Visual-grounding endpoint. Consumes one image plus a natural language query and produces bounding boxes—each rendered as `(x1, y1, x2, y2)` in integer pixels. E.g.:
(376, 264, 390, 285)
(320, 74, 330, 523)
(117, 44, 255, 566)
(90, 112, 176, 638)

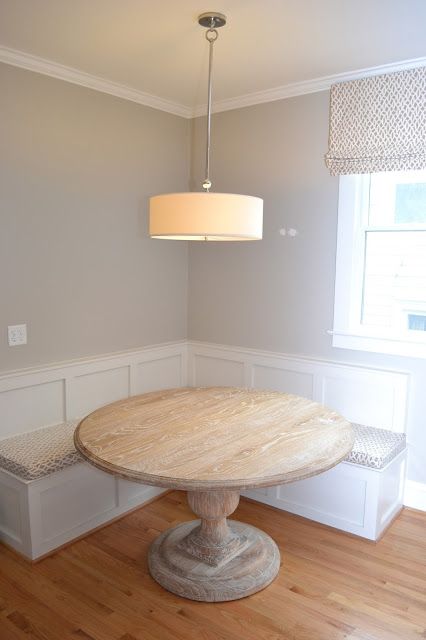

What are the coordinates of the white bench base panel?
(0, 463, 165, 560)
(0, 451, 406, 559)
(243, 451, 406, 541)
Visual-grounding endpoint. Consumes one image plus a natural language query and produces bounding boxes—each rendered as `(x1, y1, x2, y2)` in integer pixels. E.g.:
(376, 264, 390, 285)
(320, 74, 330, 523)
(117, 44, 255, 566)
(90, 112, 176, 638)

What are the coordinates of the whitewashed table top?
(74, 387, 354, 490)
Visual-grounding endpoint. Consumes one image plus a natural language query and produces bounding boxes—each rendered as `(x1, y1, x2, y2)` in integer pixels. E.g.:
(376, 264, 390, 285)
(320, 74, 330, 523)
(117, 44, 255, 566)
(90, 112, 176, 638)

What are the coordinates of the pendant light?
(149, 12, 263, 241)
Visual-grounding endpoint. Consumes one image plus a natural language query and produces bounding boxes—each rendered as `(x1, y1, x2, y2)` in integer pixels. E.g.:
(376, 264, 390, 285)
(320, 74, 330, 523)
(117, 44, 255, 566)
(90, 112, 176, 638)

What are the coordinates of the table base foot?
(148, 519, 280, 602)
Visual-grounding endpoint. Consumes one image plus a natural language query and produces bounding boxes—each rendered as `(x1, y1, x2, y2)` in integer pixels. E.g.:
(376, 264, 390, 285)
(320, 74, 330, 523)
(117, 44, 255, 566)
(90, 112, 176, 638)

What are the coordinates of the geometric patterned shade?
(325, 66, 426, 175)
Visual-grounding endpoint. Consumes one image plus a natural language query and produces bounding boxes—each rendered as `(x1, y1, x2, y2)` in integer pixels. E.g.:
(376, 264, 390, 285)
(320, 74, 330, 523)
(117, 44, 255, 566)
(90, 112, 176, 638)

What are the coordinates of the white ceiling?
(0, 0, 425, 114)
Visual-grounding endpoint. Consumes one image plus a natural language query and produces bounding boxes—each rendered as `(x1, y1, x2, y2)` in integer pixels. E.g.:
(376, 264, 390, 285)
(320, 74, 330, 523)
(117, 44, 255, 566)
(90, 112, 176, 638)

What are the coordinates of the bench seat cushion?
(0, 420, 406, 481)
(345, 424, 406, 469)
(0, 422, 80, 480)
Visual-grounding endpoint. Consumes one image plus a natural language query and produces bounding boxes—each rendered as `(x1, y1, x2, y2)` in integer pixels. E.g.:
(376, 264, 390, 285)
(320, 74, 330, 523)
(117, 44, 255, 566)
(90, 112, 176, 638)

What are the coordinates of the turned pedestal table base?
(74, 387, 354, 603)
(148, 490, 280, 602)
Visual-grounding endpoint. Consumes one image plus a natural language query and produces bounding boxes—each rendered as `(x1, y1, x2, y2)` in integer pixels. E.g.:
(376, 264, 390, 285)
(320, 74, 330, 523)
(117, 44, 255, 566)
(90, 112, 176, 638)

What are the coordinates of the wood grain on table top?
(74, 387, 354, 490)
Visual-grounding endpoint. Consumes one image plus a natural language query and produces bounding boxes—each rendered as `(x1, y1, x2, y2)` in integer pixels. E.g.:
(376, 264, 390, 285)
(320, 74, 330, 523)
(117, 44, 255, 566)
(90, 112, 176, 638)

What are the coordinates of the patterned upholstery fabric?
(0, 422, 81, 480)
(325, 66, 426, 175)
(344, 424, 406, 469)
(0, 420, 405, 481)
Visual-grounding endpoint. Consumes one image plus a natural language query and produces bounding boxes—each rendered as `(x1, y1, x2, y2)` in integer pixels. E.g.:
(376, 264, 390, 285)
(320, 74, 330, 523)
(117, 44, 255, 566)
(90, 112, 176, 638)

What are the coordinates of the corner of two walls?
(1, 63, 334, 374)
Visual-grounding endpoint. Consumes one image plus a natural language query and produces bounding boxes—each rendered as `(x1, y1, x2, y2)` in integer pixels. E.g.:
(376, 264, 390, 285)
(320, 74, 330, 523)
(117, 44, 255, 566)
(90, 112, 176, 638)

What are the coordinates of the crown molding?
(1, 45, 425, 119)
(0, 46, 192, 118)
(192, 55, 426, 117)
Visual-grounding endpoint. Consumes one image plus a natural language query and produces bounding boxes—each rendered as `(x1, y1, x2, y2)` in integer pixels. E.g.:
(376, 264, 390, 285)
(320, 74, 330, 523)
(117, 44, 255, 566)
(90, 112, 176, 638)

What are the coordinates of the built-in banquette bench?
(0, 418, 405, 559)
(243, 423, 406, 540)
(0, 421, 165, 560)
(0, 341, 411, 559)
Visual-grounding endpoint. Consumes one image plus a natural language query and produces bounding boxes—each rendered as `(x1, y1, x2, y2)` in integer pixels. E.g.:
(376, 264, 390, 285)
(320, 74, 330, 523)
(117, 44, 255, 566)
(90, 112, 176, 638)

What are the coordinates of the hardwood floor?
(0, 491, 425, 640)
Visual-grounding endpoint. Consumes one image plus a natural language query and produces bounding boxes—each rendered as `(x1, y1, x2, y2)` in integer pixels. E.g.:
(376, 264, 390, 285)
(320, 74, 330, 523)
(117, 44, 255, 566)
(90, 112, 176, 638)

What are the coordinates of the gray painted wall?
(188, 92, 426, 485)
(1, 65, 424, 487)
(0, 64, 189, 370)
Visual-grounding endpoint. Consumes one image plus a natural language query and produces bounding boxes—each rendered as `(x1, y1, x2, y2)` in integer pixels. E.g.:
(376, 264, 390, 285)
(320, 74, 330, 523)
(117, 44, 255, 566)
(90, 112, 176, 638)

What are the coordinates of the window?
(333, 169, 426, 358)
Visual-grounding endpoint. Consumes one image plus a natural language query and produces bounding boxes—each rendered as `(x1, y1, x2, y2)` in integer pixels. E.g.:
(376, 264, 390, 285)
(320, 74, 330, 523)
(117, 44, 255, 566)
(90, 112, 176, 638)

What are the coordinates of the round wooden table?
(74, 387, 353, 602)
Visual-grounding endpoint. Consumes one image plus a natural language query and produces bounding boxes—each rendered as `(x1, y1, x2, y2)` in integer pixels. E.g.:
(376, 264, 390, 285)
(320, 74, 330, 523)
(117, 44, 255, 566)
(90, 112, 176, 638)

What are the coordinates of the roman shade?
(325, 66, 426, 175)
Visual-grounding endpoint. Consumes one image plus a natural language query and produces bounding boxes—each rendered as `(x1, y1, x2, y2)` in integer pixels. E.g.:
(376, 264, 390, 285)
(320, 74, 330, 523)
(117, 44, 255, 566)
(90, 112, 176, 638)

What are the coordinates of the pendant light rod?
(148, 12, 263, 242)
(204, 30, 214, 191)
(198, 13, 226, 193)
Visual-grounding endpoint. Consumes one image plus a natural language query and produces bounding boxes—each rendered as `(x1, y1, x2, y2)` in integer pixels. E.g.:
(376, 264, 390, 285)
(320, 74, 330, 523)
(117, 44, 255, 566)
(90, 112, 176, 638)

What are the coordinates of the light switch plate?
(8, 324, 27, 346)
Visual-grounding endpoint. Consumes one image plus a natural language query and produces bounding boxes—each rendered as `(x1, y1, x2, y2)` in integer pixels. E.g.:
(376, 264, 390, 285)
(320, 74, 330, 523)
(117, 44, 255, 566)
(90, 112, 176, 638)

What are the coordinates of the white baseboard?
(403, 480, 426, 511)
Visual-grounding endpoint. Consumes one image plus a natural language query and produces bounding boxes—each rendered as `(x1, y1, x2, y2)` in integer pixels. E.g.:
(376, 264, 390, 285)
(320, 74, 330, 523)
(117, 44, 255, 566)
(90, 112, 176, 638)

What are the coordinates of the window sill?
(332, 330, 426, 359)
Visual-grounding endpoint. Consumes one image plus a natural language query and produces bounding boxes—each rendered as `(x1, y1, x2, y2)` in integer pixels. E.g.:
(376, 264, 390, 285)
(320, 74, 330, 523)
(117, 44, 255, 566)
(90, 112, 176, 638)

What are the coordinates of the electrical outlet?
(8, 324, 27, 346)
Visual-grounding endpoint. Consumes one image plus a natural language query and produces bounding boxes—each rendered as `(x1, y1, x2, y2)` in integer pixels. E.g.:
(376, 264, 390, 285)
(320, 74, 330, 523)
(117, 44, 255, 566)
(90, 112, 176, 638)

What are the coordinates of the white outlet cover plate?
(8, 324, 27, 346)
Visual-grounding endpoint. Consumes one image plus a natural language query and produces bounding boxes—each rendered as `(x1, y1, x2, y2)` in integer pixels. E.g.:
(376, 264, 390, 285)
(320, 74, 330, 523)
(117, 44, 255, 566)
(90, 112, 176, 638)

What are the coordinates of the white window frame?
(333, 174, 426, 359)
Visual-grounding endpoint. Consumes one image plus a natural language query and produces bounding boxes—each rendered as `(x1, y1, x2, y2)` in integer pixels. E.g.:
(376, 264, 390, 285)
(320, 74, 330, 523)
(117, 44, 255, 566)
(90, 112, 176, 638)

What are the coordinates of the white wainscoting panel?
(0, 380, 65, 438)
(38, 464, 117, 541)
(68, 366, 130, 419)
(0, 341, 187, 439)
(117, 477, 151, 505)
(276, 465, 368, 527)
(0, 480, 22, 540)
(253, 364, 314, 397)
(319, 370, 405, 431)
(0, 462, 167, 560)
(243, 451, 406, 540)
(192, 354, 246, 388)
(1, 339, 408, 438)
(132, 355, 183, 395)
(188, 341, 409, 433)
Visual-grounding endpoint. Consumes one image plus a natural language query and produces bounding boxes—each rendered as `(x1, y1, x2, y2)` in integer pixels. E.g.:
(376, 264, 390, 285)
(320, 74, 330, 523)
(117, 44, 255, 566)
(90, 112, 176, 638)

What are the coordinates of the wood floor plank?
(0, 493, 425, 640)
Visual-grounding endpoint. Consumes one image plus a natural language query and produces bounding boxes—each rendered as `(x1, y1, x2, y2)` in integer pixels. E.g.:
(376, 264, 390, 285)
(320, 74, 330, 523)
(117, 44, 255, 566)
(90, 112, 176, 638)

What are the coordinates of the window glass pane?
(368, 169, 426, 226)
(408, 314, 426, 331)
(395, 183, 426, 223)
(361, 230, 426, 329)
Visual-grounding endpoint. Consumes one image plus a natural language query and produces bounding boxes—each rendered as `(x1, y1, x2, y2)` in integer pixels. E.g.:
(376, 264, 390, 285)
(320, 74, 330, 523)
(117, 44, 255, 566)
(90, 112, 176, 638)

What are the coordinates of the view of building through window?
(361, 170, 426, 335)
